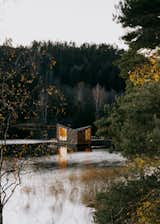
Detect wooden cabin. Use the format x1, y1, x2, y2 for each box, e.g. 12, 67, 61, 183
57, 124, 91, 145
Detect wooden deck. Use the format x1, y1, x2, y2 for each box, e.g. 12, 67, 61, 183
0, 137, 111, 147
0, 139, 58, 145
91, 137, 112, 147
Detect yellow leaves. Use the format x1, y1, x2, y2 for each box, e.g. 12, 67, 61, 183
129, 157, 146, 170
129, 156, 160, 175
154, 73, 159, 82
47, 89, 53, 96
129, 55, 160, 86
136, 199, 160, 224
47, 86, 55, 95
51, 58, 56, 66
135, 158, 146, 169
26, 79, 33, 84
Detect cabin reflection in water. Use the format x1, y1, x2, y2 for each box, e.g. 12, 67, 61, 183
85, 147, 91, 152
58, 145, 92, 168
58, 146, 68, 168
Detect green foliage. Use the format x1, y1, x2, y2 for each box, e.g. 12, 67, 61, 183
95, 171, 160, 224
115, 0, 160, 50
94, 6, 160, 224
116, 49, 148, 79
95, 104, 112, 137
96, 83, 160, 156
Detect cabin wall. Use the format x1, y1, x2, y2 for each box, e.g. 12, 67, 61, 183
67, 129, 78, 145
77, 131, 85, 145
77, 128, 91, 145
57, 124, 77, 144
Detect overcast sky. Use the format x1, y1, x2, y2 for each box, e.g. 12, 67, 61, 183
0, 0, 126, 48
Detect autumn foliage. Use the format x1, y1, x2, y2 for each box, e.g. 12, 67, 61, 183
130, 55, 160, 85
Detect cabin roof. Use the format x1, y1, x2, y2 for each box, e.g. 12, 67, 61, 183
74, 125, 91, 131
57, 123, 91, 131
57, 123, 71, 128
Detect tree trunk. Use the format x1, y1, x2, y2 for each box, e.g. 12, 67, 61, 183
0, 204, 2, 224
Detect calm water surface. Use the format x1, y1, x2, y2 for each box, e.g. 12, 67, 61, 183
4, 146, 126, 224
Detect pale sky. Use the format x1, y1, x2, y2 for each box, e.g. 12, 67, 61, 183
0, 0, 126, 48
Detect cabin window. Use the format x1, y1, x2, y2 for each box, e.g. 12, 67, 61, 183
85, 128, 91, 141
59, 127, 67, 141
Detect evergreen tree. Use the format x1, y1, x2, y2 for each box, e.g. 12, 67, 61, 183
115, 0, 160, 50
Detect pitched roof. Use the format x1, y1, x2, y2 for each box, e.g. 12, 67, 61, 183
75, 125, 91, 131
57, 123, 91, 131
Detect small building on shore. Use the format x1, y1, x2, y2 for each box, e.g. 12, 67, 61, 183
57, 124, 91, 145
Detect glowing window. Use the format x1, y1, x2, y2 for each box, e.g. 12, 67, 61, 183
59, 127, 67, 141
85, 128, 91, 141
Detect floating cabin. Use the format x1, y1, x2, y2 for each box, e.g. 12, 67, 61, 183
56, 124, 91, 146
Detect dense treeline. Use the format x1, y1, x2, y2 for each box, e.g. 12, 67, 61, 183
33, 41, 125, 91
31, 41, 125, 127
0, 41, 125, 137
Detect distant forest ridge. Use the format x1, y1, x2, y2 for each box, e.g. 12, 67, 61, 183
31, 41, 125, 91
0, 41, 125, 137
1, 40, 125, 91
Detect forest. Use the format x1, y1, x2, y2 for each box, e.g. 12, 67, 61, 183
0, 41, 125, 138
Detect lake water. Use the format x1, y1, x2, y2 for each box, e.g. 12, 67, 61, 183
3, 146, 126, 224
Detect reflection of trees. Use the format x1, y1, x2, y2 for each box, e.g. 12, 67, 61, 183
21, 186, 35, 211
69, 167, 129, 207
4, 159, 97, 224
49, 183, 65, 217
69, 187, 79, 203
